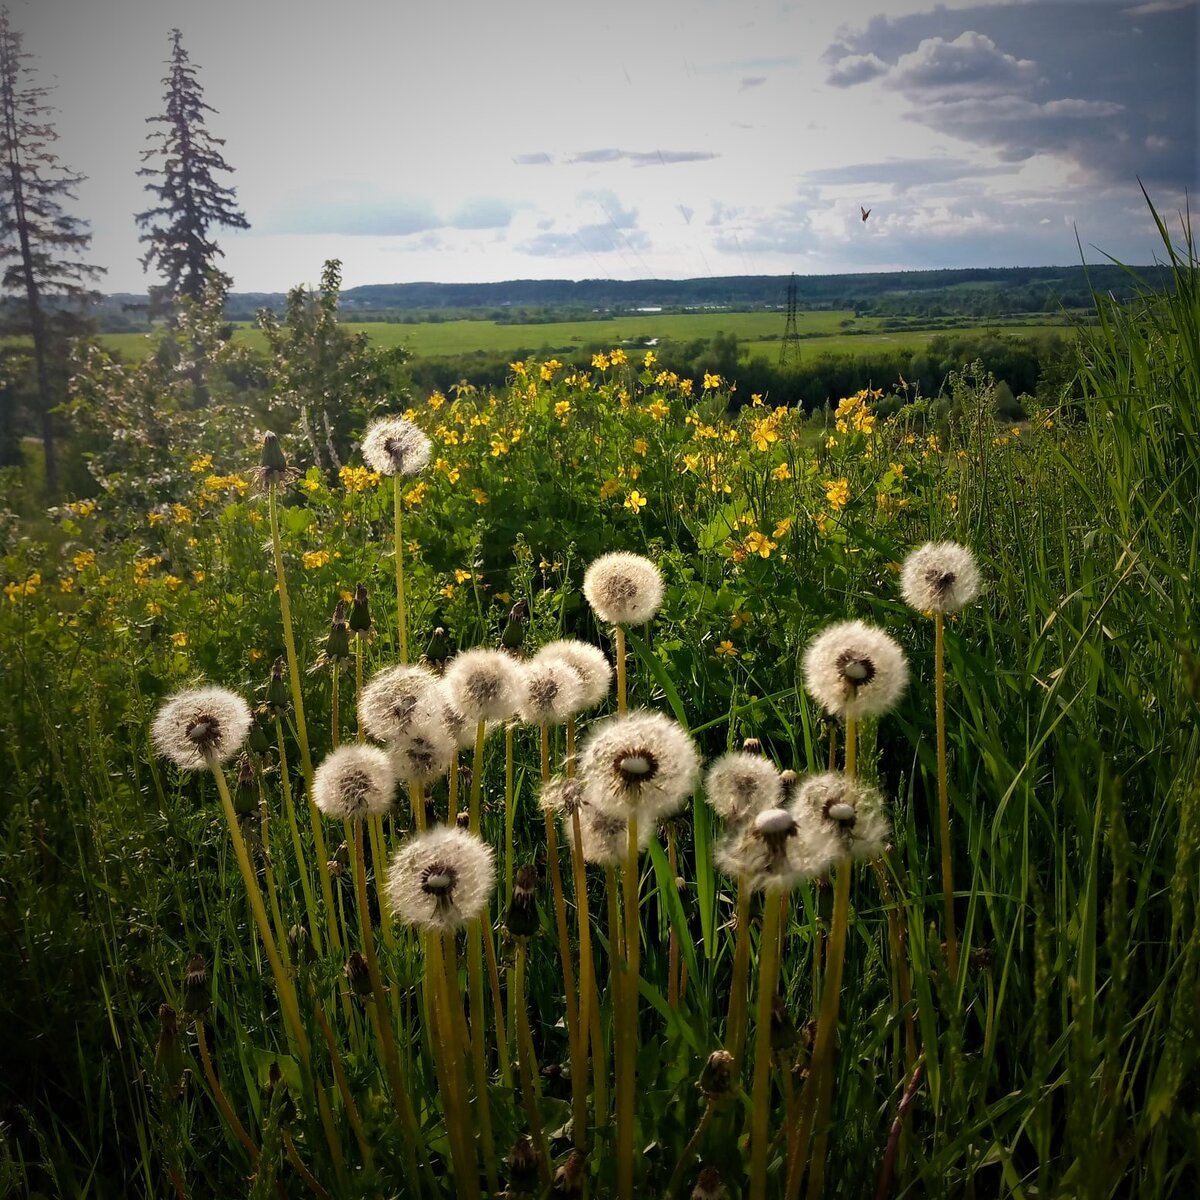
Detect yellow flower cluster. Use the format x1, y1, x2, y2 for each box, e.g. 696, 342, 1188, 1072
72, 550, 96, 572
823, 478, 850, 511
64, 499, 97, 517
835, 390, 879, 436
339, 465, 381, 493
4, 572, 41, 602
302, 550, 331, 570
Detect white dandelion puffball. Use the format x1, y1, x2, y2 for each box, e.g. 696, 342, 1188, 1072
360, 415, 432, 478
359, 663, 438, 743
577, 799, 654, 866
518, 658, 584, 726
390, 715, 456, 787
533, 639, 613, 710
152, 686, 253, 771
704, 751, 784, 824
583, 551, 664, 627
802, 619, 909, 719
428, 681, 478, 750
442, 647, 523, 722
792, 772, 890, 863
578, 709, 701, 822
900, 542, 981, 614
714, 805, 831, 891
386, 825, 496, 930
539, 776, 585, 818
313, 745, 396, 821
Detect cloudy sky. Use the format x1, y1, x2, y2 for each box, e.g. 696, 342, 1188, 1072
13, 0, 1198, 293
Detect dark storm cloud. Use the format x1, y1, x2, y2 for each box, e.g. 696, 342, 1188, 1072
824, 1, 1197, 188
804, 157, 1019, 192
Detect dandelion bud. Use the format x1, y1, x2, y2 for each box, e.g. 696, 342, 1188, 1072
699, 1049, 736, 1100
779, 769, 798, 788
802, 620, 908, 719
288, 924, 316, 967
233, 752, 257, 816
248, 707, 272, 755
741, 737, 762, 755
256, 431, 294, 490
519, 658, 583, 727
583, 551, 664, 626
443, 647, 523, 722
506, 1136, 539, 1194
266, 658, 290, 715
329, 859, 346, 878
423, 625, 451, 670
692, 1166, 726, 1200
155, 1003, 185, 1092
505, 864, 540, 939
771, 996, 800, 1053
361, 415, 432, 477
313, 745, 396, 821
344, 952, 371, 998
704, 751, 783, 825
455, 810, 470, 829
533, 639, 613, 710
553, 1150, 586, 1196
182, 953, 209, 1017
349, 583, 372, 637
386, 826, 497, 931
501, 599, 528, 653
152, 686, 252, 772
323, 600, 351, 663
791, 772, 890, 863
900, 541, 981, 614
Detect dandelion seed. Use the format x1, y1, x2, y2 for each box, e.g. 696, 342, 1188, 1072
900, 541, 981, 614
704, 750, 784, 824
386, 825, 496, 931
359, 663, 438, 742
533, 639, 613, 710
578, 710, 701, 822
518, 658, 583, 726
360, 415, 433, 477
792, 771, 890, 862
313, 744, 396, 821
582, 551, 664, 627
152, 686, 252, 771
802, 619, 908, 718
442, 647, 522, 722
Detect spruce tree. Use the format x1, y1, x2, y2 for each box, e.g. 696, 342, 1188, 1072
0, 7, 103, 492
136, 29, 248, 315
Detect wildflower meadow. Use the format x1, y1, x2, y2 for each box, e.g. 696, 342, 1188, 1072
2, 217, 1198, 1200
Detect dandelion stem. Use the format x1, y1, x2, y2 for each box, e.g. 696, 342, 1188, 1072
480, 909, 512, 1087
515, 937, 552, 1187
436, 930, 483, 1200
504, 724, 515, 905
310, 988, 373, 1169
355, 638, 365, 742
617, 812, 641, 1200
195, 1020, 259, 1165
726, 882, 752, 1069
393, 475, 408, 663
423, 933, 472, 1198
668, 824, 681, 1009
615, 625, 628, 713
283, 1127, 333, 1200
466, 915, 499, 1194
750, 884, 784, 1200
211, 764, 309, 1067
668, 1101, 715, 1199
276, 718, 322, 953
935, 612, 959, 979
330, 666, 340, 750
570, 805, 599, 1132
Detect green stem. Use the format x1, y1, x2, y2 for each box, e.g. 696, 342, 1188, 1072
726, 883, 752, 1069
935, 612, 959, 979
617, 812, 641, 1200
615, 625, 628, 713
275, 717, 322, 953
515, 938, 552, 1187
393, 475, 408, 663
750, 885, 784, 1200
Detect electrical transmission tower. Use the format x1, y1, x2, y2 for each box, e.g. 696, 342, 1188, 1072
779, 274, 802, 369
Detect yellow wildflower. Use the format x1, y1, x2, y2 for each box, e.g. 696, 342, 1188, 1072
703, 372, 721, 390
439, 583, 456, 599
248, 648, 264, 663
510, 360, 527, 377
403, 481, 428, 506
163, 575, 183, 590
190, 455, 213, 473
751, 393, 764, 407
823, 478, 850, 511
540, 359, 562, 381
72, 550, 96, 572
715, 640, 739, 658
554, 400, 571, 419
771, 462, 792, 481
170, 631, 188, 647
645, 398, 669, 422
890, 462, 905, 479
472, 488, 489, 505
731, 609, 753, 631
147, 511, 164, 527
600, 478, 620, 500
339, 465, 380, 493
490, 435, 509, 457
454, 569, 473, 584
59, 576, 75, 593
302, 550, 331, 570
428, 390, 446, 409
772, 516, 793, 539
172, 504, 192, 524
300, 478, 320, 494
643, 350, 656, 368
592, 352, 610, 370
624, 490, 647, 513
743, 531, 777, 559
679, 378, 693, 395
609, 347, 627, 365
192, 571, 206, 583
633, 438, 648, 456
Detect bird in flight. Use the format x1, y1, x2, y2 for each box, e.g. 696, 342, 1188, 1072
861, 206, 871, 222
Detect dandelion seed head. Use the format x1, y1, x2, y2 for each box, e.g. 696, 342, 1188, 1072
389, 714, 455, 786
312, 745, 395, 821
900, 541, 981, 614
704, 750, 783, 824
152, 686, 252, 771
578, 709, 701, 821
360, 415, 433, 478
359, 663, 438, 742
792, 772, 890, 862
518, 658, 583, 726
533, 639, 613, 710
802, 619, 908, 718
442, 647, 523, 722
540, 775, 585, 818
715, 803, 829, 890
386, 825, 496, 930
577, 797, 654, 865
582, 551, 664, 626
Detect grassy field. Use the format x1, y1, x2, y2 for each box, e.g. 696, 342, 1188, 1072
97, 308, 1081, 364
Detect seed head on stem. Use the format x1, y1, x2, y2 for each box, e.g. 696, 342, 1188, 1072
386, 826, 496, 931
583, 551, 664, 627
900, 541, 981, 614
152, 686, 252, 771
802, 619, 909, 719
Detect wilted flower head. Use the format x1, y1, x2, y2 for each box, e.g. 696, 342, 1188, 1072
583, 551, 664, 626
152, 686, 253, 771
704, 751, 783, 824
359, 663, 437, 742
692, 1167, 726, 1200
579, 709, 701, 822
802, 620, 909, 719
519, 658, 583, 726
792, 772, 890, 862
313, 744, 395, 821
390, 714, 455, 786
714, 805, 829, 891
386, 825, 496, 930
900, 541, 981, 614
253, 431, 298, 491
360, 415, 432, 478
533, 639, 613, 709
442, 647, 522, 722
539, 775, 585, 818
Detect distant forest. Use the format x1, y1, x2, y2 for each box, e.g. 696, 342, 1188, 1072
91, 263, 1169, 331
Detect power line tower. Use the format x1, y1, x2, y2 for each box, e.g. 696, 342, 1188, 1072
779, 274, 802, 369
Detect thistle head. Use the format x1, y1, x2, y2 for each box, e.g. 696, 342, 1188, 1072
704, 750, 783, 825
442, 647, 522, 722
152, 686, 252, 771
313, 744, 396, 821
900, 541, 981, 614
802, 619, 908, 719
360, 415, 432, 477
359, 663, 438, 742
386, 825, 496, 931
792, 772, 890, 862
533, 639, 613, 710
583, 551, 664, 626
578, 709, 701, 822
518, 657, 583, 726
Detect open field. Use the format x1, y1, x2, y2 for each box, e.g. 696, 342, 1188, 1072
95, 308, 1083, 364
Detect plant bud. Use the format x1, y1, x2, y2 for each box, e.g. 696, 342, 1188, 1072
349, 583, 371, 636
552, 1150, 585, 1195
324, 600, 351, 662
506, 1136, 539, 1194
259, 431, 289, 479
455, 810, 470, 830
288, 924, 316, 967
423, 625, 450, 669
501, 600, 528, 653
699, 1049, 736, 1100
691, 1166, 726, 1200
155, 1003, 185, 1091
233, 752, 257, 816
344, 952, 371, 998
779, 769, 798, 788
248, 707, 272, 755
741, 737, 762, 755
182, 954, 210, 1017
505, 864, 540, 939
266, 658, 290, 715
